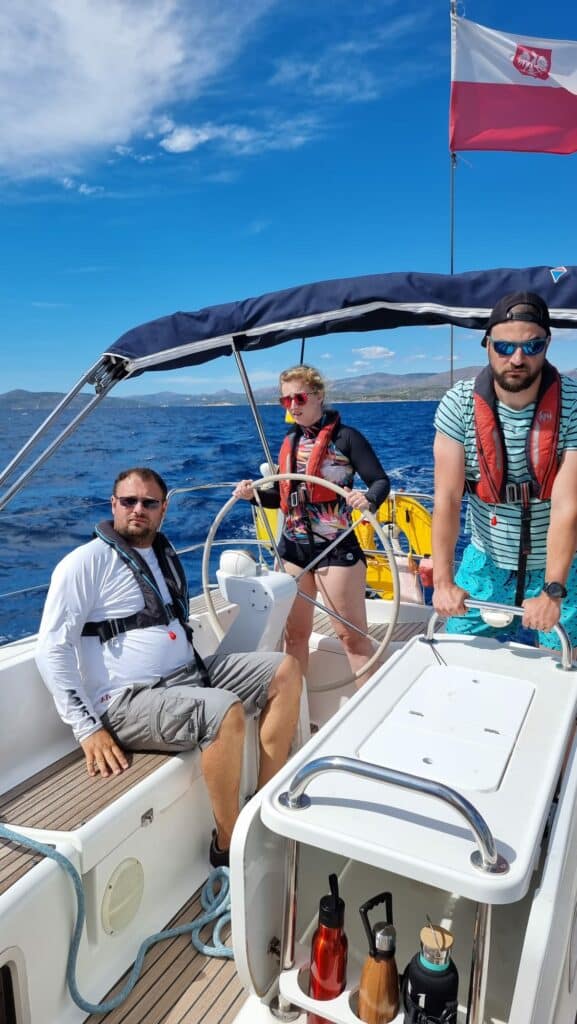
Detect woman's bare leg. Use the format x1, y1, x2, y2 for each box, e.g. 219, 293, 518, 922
281, 560, 317, 675
316, 560, 374, 686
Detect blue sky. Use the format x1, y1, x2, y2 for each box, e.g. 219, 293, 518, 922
2, 0, 577, 396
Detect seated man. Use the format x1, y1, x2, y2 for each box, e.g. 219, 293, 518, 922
36, 466, 302, 868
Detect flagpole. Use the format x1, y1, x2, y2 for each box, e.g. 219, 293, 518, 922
449, 0, 457, 388
449, 150, 456, 387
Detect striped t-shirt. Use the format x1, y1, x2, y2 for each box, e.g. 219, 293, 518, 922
434, 374, 577, 569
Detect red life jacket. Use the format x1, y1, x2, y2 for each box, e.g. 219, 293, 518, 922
279, 412, 341, 514
470, 362, 561, 504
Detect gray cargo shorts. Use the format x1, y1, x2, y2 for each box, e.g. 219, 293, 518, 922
101, 650, 285, 753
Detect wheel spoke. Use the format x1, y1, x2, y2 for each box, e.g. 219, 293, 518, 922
201, 472, 400, 688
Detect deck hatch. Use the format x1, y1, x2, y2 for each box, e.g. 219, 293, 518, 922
357, 664, 534, 791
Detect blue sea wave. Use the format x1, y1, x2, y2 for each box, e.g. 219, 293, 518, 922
0, 401, 439, 642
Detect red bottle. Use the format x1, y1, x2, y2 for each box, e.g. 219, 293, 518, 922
308, 873, 348, 1024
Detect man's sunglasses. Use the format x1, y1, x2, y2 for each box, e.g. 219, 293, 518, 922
115, 496, 163, 509
279, 392, 313, 409
488, 336, 549, 357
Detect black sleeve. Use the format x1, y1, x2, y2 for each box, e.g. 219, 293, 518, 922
250, 482, 281, 509
336, 425, 391, 510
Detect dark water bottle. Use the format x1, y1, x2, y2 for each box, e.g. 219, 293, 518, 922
307, 873, 348, 1024
402, 924, 458, 1023
358, 891, 399, 1024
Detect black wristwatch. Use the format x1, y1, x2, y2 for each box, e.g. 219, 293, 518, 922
543, 581, 568, 600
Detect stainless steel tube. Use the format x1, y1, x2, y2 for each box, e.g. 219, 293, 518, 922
279, 755, 507, 874
425, 599, 573, 670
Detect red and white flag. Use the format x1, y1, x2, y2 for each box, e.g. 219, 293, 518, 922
450, 15, 577, 153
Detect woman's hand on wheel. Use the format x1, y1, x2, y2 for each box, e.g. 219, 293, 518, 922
343, 486, 370, 511
233, 480, 255, 500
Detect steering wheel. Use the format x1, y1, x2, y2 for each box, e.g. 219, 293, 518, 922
201, 472, 400, 689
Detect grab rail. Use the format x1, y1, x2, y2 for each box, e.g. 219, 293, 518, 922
425, 599, 573, 670
278, 754, 509, 874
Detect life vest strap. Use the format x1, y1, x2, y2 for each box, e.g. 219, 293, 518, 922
82, 602, 177, 642
82, 604, 212, 686
514, 483, 533, 605
465, 479, 540, 503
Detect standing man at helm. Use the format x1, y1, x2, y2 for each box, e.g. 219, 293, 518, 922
432, 291, 577, 651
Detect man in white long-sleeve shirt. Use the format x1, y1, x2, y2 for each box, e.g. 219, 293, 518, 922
36, 466, 302, 867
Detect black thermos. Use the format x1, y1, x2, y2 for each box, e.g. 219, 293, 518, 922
402, 924, 459, 1023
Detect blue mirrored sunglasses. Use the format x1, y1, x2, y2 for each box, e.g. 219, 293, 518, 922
488, 336, 548, 357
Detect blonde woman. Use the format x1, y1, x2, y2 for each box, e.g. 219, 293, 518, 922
234, 366, 390, 685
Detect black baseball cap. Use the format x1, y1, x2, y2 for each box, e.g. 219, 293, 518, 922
482, 291, 550, 346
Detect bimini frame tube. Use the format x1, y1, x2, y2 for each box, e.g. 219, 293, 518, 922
231, 339, 276, 471
0, 356, 129, 511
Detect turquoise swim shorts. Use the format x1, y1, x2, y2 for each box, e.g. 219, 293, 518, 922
446, 544, 577, 650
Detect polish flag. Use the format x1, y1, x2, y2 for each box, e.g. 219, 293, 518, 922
450, 16, 577, 153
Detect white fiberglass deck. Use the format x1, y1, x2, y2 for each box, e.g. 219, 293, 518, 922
262, 634, 577, 904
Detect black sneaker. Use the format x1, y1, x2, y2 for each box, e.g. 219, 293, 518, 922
209, 829, 230, 869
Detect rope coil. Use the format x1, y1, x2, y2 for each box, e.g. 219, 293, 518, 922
0, 821, 233, 1015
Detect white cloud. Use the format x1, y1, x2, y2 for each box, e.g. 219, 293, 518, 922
270, 11, 432, 103
160, 125, 218, 154
352, 345, 395, 360
319, 353, 332, 360
0, 0, 275, 180
78, 183, 104, 196
335, 14, 425, 55
111, 144, 153, 164
158, 115, 319, 156
60, 175, 103, 196
271, 59, 380, 102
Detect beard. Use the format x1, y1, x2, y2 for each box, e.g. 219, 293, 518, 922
491, 363, 542, 393
115, 520, 157, 547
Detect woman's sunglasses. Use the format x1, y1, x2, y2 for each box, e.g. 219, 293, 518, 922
488, 336, 549, 357
279, 392, 314, 409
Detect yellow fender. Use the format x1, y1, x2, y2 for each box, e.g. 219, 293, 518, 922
255, 506, 280, 545
352, 493, 432, 600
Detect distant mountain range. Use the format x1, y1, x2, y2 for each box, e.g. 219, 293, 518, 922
3, 365, 577, 409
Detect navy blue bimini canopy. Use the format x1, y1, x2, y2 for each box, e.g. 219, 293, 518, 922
106, 265, 577, 376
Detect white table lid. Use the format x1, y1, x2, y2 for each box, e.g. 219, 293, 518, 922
262, 635, 577, 904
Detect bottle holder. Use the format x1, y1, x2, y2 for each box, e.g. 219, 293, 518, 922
279, 953, 405, 1024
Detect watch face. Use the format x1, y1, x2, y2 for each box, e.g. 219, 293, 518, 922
545, 581, 567, 599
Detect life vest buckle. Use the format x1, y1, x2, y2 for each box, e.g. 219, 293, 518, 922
505, 481, 534, 505
290, 484, 307, 509
505, 482, 522, 504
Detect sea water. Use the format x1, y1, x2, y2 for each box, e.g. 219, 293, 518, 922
0, 401, 440, 643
